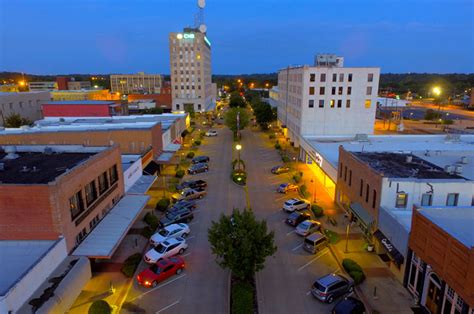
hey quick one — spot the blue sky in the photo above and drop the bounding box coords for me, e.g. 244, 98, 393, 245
0, 0, 473, 74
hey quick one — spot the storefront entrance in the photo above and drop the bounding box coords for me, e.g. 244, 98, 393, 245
426, 273, 442, 314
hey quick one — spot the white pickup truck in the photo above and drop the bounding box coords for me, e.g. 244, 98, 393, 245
172, 187, 207, 202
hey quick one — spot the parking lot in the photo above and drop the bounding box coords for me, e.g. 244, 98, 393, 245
123, 126, 246, 313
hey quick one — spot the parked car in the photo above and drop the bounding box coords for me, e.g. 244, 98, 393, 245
171, 187, 207, 202
311, 273, 354, 303
136, 257, 185, 288
187, 163, 209, 175
271, 165, 290, 174
282, 198, 310, 212
296, 219, 321, 236
144, 237, 188, 264
205, 130, 218, 137
332, 296, 366, 314
191, 156, 210, 164
303, 232, 329, 254
159, 208, 194, 227
176, 179, 207, 191
285, 211, 311, 227
169, 200, 197, 212
150, 223, 190, 246
277, 183, 298, 194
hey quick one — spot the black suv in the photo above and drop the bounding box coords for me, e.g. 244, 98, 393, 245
169, 200, 197, 212
332, 296, 366, 314
285, 211, 311, 227
192, 156, 210, 164
176, 179, 207, 191
159, 208, 194, 227
188, 163, 209, 175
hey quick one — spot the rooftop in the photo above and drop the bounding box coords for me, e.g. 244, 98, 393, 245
0, 239, 59, 296
44, 100, 116, 105
0, 145, 106, 184
418, 206, 474, 248
353, 152, 464, 179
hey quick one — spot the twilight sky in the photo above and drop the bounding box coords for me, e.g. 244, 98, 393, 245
0, 0, 473, 74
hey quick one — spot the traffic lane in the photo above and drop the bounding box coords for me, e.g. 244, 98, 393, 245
379, 107, 472, 121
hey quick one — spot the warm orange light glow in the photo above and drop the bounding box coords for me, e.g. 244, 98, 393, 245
19, 80, 26, 86
265, 83, 269, 87
237, 79, 241, 83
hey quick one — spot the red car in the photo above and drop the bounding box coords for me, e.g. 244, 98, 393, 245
136, 256, 185, 288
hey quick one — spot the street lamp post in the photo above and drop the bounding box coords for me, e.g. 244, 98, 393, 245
433, 86, 442, 128
236, 144, 242, 171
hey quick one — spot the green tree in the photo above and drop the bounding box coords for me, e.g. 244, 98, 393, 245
253, 101, 276, 130
208, 208, 277, 280
224, 107, 250, 134
424, 109, 441, 120
4, 113, 32, 128
229, 91, 247, 108
88, 300, 111, 314
142, 107, 163, 114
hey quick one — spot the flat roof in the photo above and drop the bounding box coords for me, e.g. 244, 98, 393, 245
418, 206, 474, 248
72, 194, 149, 258
121, 154, 141, 172
353, 152, 464, 179
0, 146, 103, 184
0, 239, 59, 296
303, 134, 474, 180
43, 100, 116, 105
127, 175, 156, 194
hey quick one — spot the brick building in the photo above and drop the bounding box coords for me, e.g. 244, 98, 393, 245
408, 206, 473, 313
42, 100, 127, 117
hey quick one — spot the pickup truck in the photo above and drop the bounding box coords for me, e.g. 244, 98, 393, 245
176, 179, 207, 191
172, 187, 207, 202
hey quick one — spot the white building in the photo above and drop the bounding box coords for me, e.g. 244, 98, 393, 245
0, 91, 51, 126
278, 54, 380, 146
28, 82, 57, 91
169, 29, 214, 112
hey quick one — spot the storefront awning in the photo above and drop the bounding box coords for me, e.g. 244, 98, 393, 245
143, 160, 160, 175
373, 230, 404, 266
350, 202, 374, 227
164, 143, 181, 152
127, 175, 156, 194
72, 194, 149, 258
156, 152, 175, 163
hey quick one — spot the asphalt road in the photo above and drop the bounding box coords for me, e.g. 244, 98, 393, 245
241, 129, 339, 314
123, 126, 245, 313
379, 106, 473, 121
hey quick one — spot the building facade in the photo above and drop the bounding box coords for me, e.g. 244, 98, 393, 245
169, 29, 214, 112
408, 207, 473, 313
28, 81, 58, 91
51, 89, 118, 101
0, 145, 124, 252
278, 54, 380, 146
42, 100, 126, 117
67, 81, 92, 90
110, 72, 163, 94
0, 91, 51, 126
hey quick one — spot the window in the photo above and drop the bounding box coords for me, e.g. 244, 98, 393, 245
89, 214, 100, 230
365, 100, 371, 108
109, 165, 118, 184
347, 86, 352, 95
318, 100, 324, 108
98, 172, 109, 194
85, 180, 97, 206
337, 99, 342, 108
446, 193, 459, 206
308, 100, 314, 108
372, 189, 377, 208
310, 74, 315, 82
360, 179, 363, 197
346, 100, 351, 108
396, 193, 408, 208
365, 184, 369, 202
319, 86, 325, 95
368, 73, 374, 82
75, 228, 87, 245
339, 163, 343, 178
320, 73, 326, 82
339, 73, 344, 82
309, 87, 315, 95
331, 87, 336, 95
349, 170, 352, 186
421, 193, 433, 206
344, 166, 347, 181
330, 100, 335, 108
198, 104, 202, 110
348, 73, 353, 82
366, 86, 373, 95
176, 104, 180, 110
70, 191, 84, 220
338, 86, 343, 95
332, 73, 337, 82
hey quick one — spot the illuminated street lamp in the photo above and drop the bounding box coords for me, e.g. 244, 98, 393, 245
18, 80, 26, 87
433, 87, 442, 128
433, 86, 441, 97
236, 144, 242, 170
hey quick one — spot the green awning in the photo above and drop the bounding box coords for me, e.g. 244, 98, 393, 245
350, 202, 374, 226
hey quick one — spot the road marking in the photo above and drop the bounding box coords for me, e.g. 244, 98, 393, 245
292, 243, 303, 251
297, 249, 329, 271
306, 290, 312, 296
186, 235, 195, 240
156, 300, 180, 313
131, 275, 186, 301
182, 252, 191, 257
188, 221, 199, 226
286, 230, 296, 236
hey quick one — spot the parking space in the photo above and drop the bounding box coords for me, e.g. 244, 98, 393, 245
122, 127, 243, 313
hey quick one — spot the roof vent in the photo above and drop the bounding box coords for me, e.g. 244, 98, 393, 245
354, 134, 369, 142
460, 156, 468, 164
44, 147, 54, 155
32, 166, 40, 172
20, 166, 30, 173
454, 165, 463, 174
20, 125, 30, 130
424, 150, 431, 157
444, 165, 454, 174
445, 134, 460, 142
3, 146, 19, 160
405, 156, 413, 163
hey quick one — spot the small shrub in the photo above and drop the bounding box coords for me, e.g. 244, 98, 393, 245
144, 212, 159, 230
299, 184, 309, 198
141, 226, 154, 239
293, 174, 301, 183
442, 119, 454, 125
89, 300, 112, 314
186, 151, 195, 158
311, 204, 324, 218
342, 258, 365, 284
232, 281, 253, 314
121, 253, 142, 278
231, 170, 247, 185
175, 169, 185, 178
281, 155, 290, 163
155, 198, 170, 212
274, 143, 281, 150
349, 270, 366, 284
193, 140, 201, 146
200, 131, 206, 137
269, 134, 276, 139
190, 121, 196, 126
